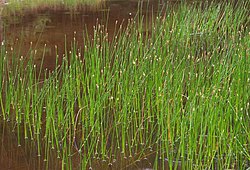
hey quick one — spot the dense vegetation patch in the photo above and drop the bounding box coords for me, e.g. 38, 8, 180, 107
0, 1, 249, 169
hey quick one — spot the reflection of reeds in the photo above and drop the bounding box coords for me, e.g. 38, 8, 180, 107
0, 0, 250, 169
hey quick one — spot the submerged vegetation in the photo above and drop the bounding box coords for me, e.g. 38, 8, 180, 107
0, 0, 249, 169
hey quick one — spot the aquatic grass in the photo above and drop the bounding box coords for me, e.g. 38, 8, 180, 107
1, 0, 105, 19
1, 0, 104, 17
0, 0, 249, 169
4, 0, 104, 9
0, 42, 6, 119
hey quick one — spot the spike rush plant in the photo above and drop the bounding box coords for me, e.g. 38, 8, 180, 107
0, 0, 249, 169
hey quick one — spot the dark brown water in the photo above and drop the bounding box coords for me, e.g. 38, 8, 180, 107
0, 123, 180, 170
1, 0, 162, 70
0, 122, 65, 169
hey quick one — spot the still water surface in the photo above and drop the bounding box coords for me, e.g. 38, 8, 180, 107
1, 0, 162, 70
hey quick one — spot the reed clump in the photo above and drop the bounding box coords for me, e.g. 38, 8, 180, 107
0, 1, 249, 169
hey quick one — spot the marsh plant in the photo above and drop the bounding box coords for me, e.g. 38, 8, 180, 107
0, 0, 249, 169
1, 0, 104, 16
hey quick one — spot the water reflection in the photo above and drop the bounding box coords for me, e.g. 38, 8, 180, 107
1, 0, 160, 71
0, 122, 39, 169
0, 121, 181, 170
0, 121, 76, 169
